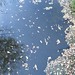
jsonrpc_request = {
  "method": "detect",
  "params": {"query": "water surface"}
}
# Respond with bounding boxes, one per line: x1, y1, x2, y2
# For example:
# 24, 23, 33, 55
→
0, 0, 71, 75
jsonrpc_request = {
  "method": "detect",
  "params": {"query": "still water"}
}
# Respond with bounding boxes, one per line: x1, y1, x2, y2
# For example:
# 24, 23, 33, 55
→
0, 0, 71, 75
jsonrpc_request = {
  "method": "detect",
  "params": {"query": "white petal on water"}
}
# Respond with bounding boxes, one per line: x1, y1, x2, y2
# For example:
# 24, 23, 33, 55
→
17, 18, 20, 21
22, 17, 25, 20
44, 38, 48, 45
19, 35, 22, 37
19, 0, 24, 4
32, 0, 42, 4
8, 67, 11, 71
29, 20, 32, 22
26, 56, 29, 61
7, 51, 10, 54
11, 15, 14, 18
36, 17, 38, 20
44, 6, 53, 10
47, 36, 50, 40
37, 30, 40, 33
33, 50, 37, 54
29, 25, 33, 28
30, 50, 33, 54
32, 45, 36, 49
58, 24, 62, 30
22, 63, 29, 70
40, 40, 43, 44
33, 64, 38, 71
21, 33, 25, 36
56, 39, 61, 45
38, 26, 41, 29
36, 46, 39, 49
20, 56, 23, 59
51, 26, 54, 30
19, 40, 21, 43
47, 56, 52, 64
26, 45, 29, 47
16, 71, 19, 74
32, 22, 35, 24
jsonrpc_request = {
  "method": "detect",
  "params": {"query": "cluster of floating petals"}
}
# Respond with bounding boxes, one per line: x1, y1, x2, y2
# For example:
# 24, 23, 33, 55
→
45, 46, 75, 75
45, 0, 75, 75
45, 26, 75, 74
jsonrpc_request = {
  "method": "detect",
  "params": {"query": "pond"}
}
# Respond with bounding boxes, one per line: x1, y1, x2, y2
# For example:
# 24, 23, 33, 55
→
0, 0, 71, 75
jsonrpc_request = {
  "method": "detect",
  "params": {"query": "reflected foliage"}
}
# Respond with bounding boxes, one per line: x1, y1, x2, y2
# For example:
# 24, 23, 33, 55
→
70, 0, 75, 12
0, 36, 25, 74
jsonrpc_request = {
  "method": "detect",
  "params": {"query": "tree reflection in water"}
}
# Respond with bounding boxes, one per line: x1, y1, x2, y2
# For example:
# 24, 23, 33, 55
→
0, 30, 25, 75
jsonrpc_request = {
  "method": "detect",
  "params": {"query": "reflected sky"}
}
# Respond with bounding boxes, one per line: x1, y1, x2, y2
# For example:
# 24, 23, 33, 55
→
0, 0, 71, 75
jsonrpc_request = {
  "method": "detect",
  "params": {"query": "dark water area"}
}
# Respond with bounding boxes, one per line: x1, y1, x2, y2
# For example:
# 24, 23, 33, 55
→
0, 0, 71, 75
